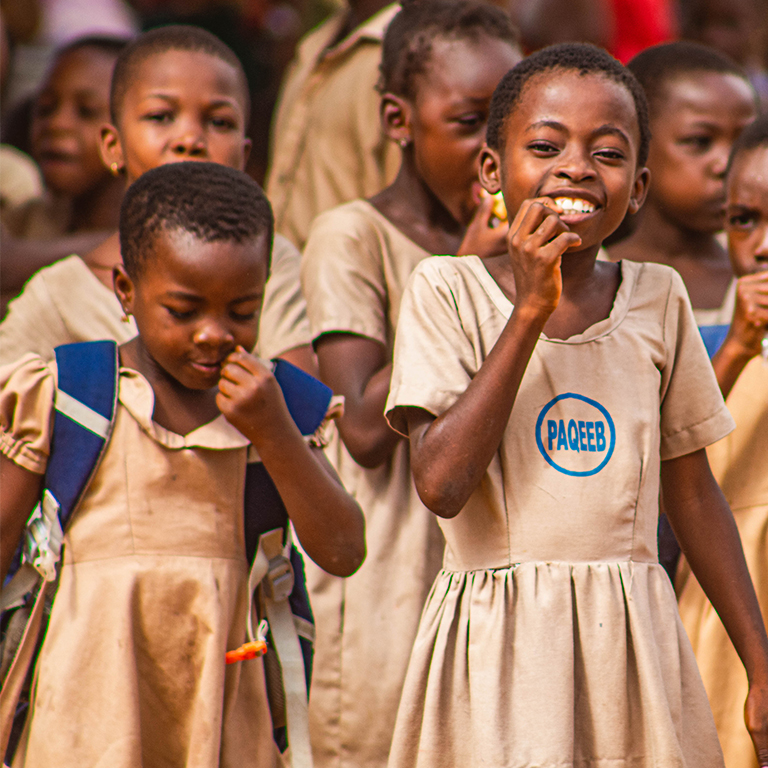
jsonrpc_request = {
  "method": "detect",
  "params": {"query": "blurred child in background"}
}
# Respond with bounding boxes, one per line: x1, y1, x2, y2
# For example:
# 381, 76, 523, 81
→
1, 36, 128, 314
677, 114, 768, 768
300, 3, 520, 764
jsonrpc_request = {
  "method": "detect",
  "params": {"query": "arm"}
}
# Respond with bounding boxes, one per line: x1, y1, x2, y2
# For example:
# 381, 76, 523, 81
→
276, 344, 319, 379
0, 455, 43, 582
661, 450, 768, 765
217, 348, 366, 577
711, 271, 768, 397
407, 199, 580, 518
315, 333, 399, 469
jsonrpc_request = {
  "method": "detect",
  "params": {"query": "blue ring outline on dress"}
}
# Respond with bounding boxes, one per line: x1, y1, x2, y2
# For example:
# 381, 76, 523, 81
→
535, 392, 616, 477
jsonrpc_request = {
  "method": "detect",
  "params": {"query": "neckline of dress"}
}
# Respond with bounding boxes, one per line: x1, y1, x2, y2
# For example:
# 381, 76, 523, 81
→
463, 255, 641, 345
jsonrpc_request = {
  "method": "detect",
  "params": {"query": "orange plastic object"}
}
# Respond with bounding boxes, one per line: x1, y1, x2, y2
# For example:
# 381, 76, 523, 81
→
226, 640, 267, 664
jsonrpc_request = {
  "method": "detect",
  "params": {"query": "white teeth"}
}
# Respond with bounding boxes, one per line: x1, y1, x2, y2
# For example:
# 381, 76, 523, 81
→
553, 197, 595, 214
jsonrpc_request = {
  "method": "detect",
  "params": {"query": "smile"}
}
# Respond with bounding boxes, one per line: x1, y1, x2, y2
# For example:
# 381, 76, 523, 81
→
553, 197, 596, 214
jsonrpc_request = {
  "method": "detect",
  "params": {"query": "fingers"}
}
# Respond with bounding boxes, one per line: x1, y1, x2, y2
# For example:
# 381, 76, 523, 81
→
510, 198, 580, 261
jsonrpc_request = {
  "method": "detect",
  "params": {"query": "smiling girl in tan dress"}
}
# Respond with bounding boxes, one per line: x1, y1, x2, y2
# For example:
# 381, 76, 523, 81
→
386, 45, 768, 768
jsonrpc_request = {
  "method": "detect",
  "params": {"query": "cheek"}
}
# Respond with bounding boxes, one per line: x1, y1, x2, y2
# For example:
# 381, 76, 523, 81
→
209, 137, 245, 170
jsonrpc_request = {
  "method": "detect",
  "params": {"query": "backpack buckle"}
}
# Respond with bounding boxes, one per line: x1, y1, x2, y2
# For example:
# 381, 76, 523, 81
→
22, 490, 63, 582
263, 555, 294, 602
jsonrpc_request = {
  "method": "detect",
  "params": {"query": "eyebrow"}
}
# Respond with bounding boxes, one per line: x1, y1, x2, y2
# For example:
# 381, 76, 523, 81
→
528, 120, 631, 145
163, 290, 262, 303
141, 92, 239, 108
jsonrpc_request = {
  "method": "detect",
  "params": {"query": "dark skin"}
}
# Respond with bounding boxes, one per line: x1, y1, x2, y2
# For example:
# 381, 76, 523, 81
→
402, 70, 768, 764
316, 35, 519, 469
713, 145, 768, 397
610, 72, 757, 310
0, 228, 364, 582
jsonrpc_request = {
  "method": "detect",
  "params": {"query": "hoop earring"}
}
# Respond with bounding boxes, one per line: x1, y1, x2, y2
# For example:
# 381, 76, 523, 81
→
121, 311, 132, 324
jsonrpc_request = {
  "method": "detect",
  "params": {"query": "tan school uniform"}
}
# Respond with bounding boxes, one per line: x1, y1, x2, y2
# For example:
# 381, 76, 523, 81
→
385, 257, 734, 768
0, 146, 43, 217
300, 200, 444, 768
677, 356, 768, 768
0, 355, 283, 768
0, 235, 310, 366
265, 4, 400, 250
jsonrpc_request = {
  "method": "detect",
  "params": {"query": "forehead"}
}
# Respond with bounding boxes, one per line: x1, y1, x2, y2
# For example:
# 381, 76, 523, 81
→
728, 145, 768, 201
145, 228, 269, 286
508, 69, 640, 146
44, 47, 116, 92
124, 49, 247, 109
415, 35, 520, 101
655, 71, 756, 119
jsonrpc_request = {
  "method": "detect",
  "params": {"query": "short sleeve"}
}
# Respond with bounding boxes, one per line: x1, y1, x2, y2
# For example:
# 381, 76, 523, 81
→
255, 234, 312, 360
385, 258, 479, 435
659, 270, 735, 459
301, 205, 388, 345
0, 354, 56, 473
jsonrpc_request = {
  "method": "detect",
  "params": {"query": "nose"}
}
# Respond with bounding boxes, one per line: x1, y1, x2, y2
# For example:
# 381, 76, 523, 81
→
554, 146, 596, 183
712, 145, 729, 179
755, 223, 768, 261
193, 317, 234, 349
170, 119, 207, 157
42, 103, 76, 134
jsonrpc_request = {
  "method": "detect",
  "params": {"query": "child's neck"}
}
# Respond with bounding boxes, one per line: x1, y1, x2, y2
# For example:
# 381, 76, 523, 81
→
484, 247, 622, 341
68, 176, 124, 233
610, 203, 732, 309
369, 160, 465, 255
119, 338, 221, 436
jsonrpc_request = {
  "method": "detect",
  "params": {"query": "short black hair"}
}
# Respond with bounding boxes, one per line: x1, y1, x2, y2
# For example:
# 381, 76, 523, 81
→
379, 0, 519, 99
727, 112, 768, 175
110, 25, 249, 126
120, 162, 273, 278
487, 43, 651, 167
628, 41, 753, 113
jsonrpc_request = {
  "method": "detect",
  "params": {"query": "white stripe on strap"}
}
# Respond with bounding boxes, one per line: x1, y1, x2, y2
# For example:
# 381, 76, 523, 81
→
55, 390, 110, 438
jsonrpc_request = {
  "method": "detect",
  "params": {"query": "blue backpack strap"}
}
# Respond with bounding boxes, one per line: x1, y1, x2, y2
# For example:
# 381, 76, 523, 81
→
50, 341, 119, 527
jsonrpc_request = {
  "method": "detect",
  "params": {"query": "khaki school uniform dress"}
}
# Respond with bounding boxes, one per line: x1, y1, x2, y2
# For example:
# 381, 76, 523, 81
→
265, 4, 400, 250
0, 235, 310, 367
677, 356, 768, 768
385, 256, 734, 768
300, 201, 445, 768
0, 355, 283, 768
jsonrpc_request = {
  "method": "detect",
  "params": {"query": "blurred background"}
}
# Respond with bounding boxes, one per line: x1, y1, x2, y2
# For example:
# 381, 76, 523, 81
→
2, 0, 767, 183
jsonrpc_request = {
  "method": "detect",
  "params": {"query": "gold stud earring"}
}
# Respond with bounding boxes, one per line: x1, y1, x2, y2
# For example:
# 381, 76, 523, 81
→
121, 311, 132, 324
110, 162, 121, 175
399, 138, 410, 149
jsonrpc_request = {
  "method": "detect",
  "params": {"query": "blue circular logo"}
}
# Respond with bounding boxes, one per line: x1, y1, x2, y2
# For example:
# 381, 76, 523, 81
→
535, 393, 616, 476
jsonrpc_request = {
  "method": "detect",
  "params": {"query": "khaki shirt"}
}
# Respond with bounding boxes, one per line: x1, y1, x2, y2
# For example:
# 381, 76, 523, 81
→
266, 3, 400, 250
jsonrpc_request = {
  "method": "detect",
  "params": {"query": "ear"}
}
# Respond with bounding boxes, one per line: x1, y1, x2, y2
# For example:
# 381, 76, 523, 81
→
479, 144, 502, 195
101, 123, 124, 174
113, 263, 135, 315
627, 166, 650, 215
380, 92, 412, 145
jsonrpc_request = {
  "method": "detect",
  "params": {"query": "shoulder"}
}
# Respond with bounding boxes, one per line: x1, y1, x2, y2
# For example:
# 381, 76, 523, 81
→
303, 200, 390, 259
619, 260, 686, 316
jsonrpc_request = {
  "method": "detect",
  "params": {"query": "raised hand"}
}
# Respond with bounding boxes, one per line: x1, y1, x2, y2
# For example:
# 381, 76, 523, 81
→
507, 197, 582, 317
457, 193, 509, 259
